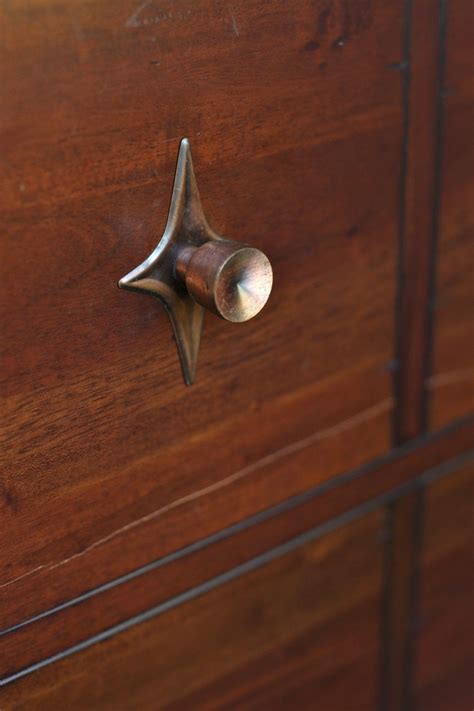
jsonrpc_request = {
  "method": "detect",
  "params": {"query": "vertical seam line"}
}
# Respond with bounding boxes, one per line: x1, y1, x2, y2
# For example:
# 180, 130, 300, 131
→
422, 0, 448, 432
393, 0, 413, 447
378, 502, 395, 711
404, 486, 425, 710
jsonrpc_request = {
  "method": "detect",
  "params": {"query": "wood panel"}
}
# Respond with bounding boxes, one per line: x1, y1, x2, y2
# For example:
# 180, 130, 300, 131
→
429, 0, 474, 428
414, 462, 474, 710
379, 491, 421, 711
1, 417, 472, 684
0, 511, 384, 709
395, 0, 442, 443
0, 0, 403, 624
382, 3, 448, 708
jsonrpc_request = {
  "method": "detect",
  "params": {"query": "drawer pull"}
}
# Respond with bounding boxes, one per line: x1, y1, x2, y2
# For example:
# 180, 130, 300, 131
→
119, 139, 273, 385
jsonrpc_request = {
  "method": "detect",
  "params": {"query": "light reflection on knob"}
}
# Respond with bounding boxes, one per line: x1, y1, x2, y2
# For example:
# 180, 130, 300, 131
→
175, 240, 273, 323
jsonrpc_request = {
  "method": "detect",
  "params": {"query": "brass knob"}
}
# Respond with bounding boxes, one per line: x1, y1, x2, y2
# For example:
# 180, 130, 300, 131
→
175, 240, 273, 323
119, 138, 273, 384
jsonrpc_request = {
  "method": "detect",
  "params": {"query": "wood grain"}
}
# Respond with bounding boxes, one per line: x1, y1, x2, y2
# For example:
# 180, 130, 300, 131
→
1, 416, 472, 683
429, 0, 474, 429
1, 1, 471, 706
414, 463, 474, 711
1, 0, 403, 623
0, 512, 385, 709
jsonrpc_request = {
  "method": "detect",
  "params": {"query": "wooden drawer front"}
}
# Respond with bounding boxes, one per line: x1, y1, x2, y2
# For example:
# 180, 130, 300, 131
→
429, 0, 474, 429
414, 463, 474, 710
0, 511, 384, 709
2, 421, 472, 686
1, 1, 403, 624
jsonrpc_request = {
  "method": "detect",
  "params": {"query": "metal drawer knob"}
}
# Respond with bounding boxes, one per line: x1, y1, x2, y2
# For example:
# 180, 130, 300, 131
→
119, 139, 273, 385
175, 240, 272, 323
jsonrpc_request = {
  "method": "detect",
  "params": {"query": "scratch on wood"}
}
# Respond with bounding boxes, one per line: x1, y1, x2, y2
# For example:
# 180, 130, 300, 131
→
125, 0, 152, 28
229, 9, 240, 36
125, 1, 193, 29
0, 398, 392, 590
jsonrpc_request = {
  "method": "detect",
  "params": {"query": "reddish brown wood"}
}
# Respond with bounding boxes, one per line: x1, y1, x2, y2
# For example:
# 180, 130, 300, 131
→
0, 512, 384, 709
382, 4, 450, 709
380, 491, 421, 711
396, 0, 443, 442
0, 0, 472, 706
429, 0, 474, 429
414, 463, 474, 710
1, 417, 471, 682
1, 0, 404, 626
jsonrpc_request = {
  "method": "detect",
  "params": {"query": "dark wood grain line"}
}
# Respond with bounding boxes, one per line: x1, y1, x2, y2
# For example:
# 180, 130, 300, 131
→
424, 0, 448, 431
1, 443, 472, 687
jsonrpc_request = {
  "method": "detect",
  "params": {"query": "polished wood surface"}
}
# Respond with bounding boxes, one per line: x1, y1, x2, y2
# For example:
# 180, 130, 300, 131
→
0, 0, 473, 708
1, 417, 472, 677
0, 512, 384, 709
1, 0, 401, 620
414, 463, 474, 710
429, 0, 474, 429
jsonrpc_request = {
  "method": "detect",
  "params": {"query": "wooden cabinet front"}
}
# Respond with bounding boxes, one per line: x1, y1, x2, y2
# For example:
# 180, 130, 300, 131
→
1, 0, 401, 625
1, 512, 385, 709
1, 0, 472, 708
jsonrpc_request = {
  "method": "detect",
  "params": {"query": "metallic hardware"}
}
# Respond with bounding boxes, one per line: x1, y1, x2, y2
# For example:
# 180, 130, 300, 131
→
119, 139, 273, 385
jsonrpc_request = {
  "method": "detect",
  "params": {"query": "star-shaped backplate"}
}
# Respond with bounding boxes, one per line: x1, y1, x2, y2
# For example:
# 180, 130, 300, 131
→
119, 138, 222, 385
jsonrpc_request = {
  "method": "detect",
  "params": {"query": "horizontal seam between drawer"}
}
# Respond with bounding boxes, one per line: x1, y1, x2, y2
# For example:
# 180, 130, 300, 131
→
0, 429, 473, 685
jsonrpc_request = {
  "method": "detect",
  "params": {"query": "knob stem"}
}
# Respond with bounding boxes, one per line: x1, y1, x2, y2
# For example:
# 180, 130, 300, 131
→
175, 245, 197, 282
